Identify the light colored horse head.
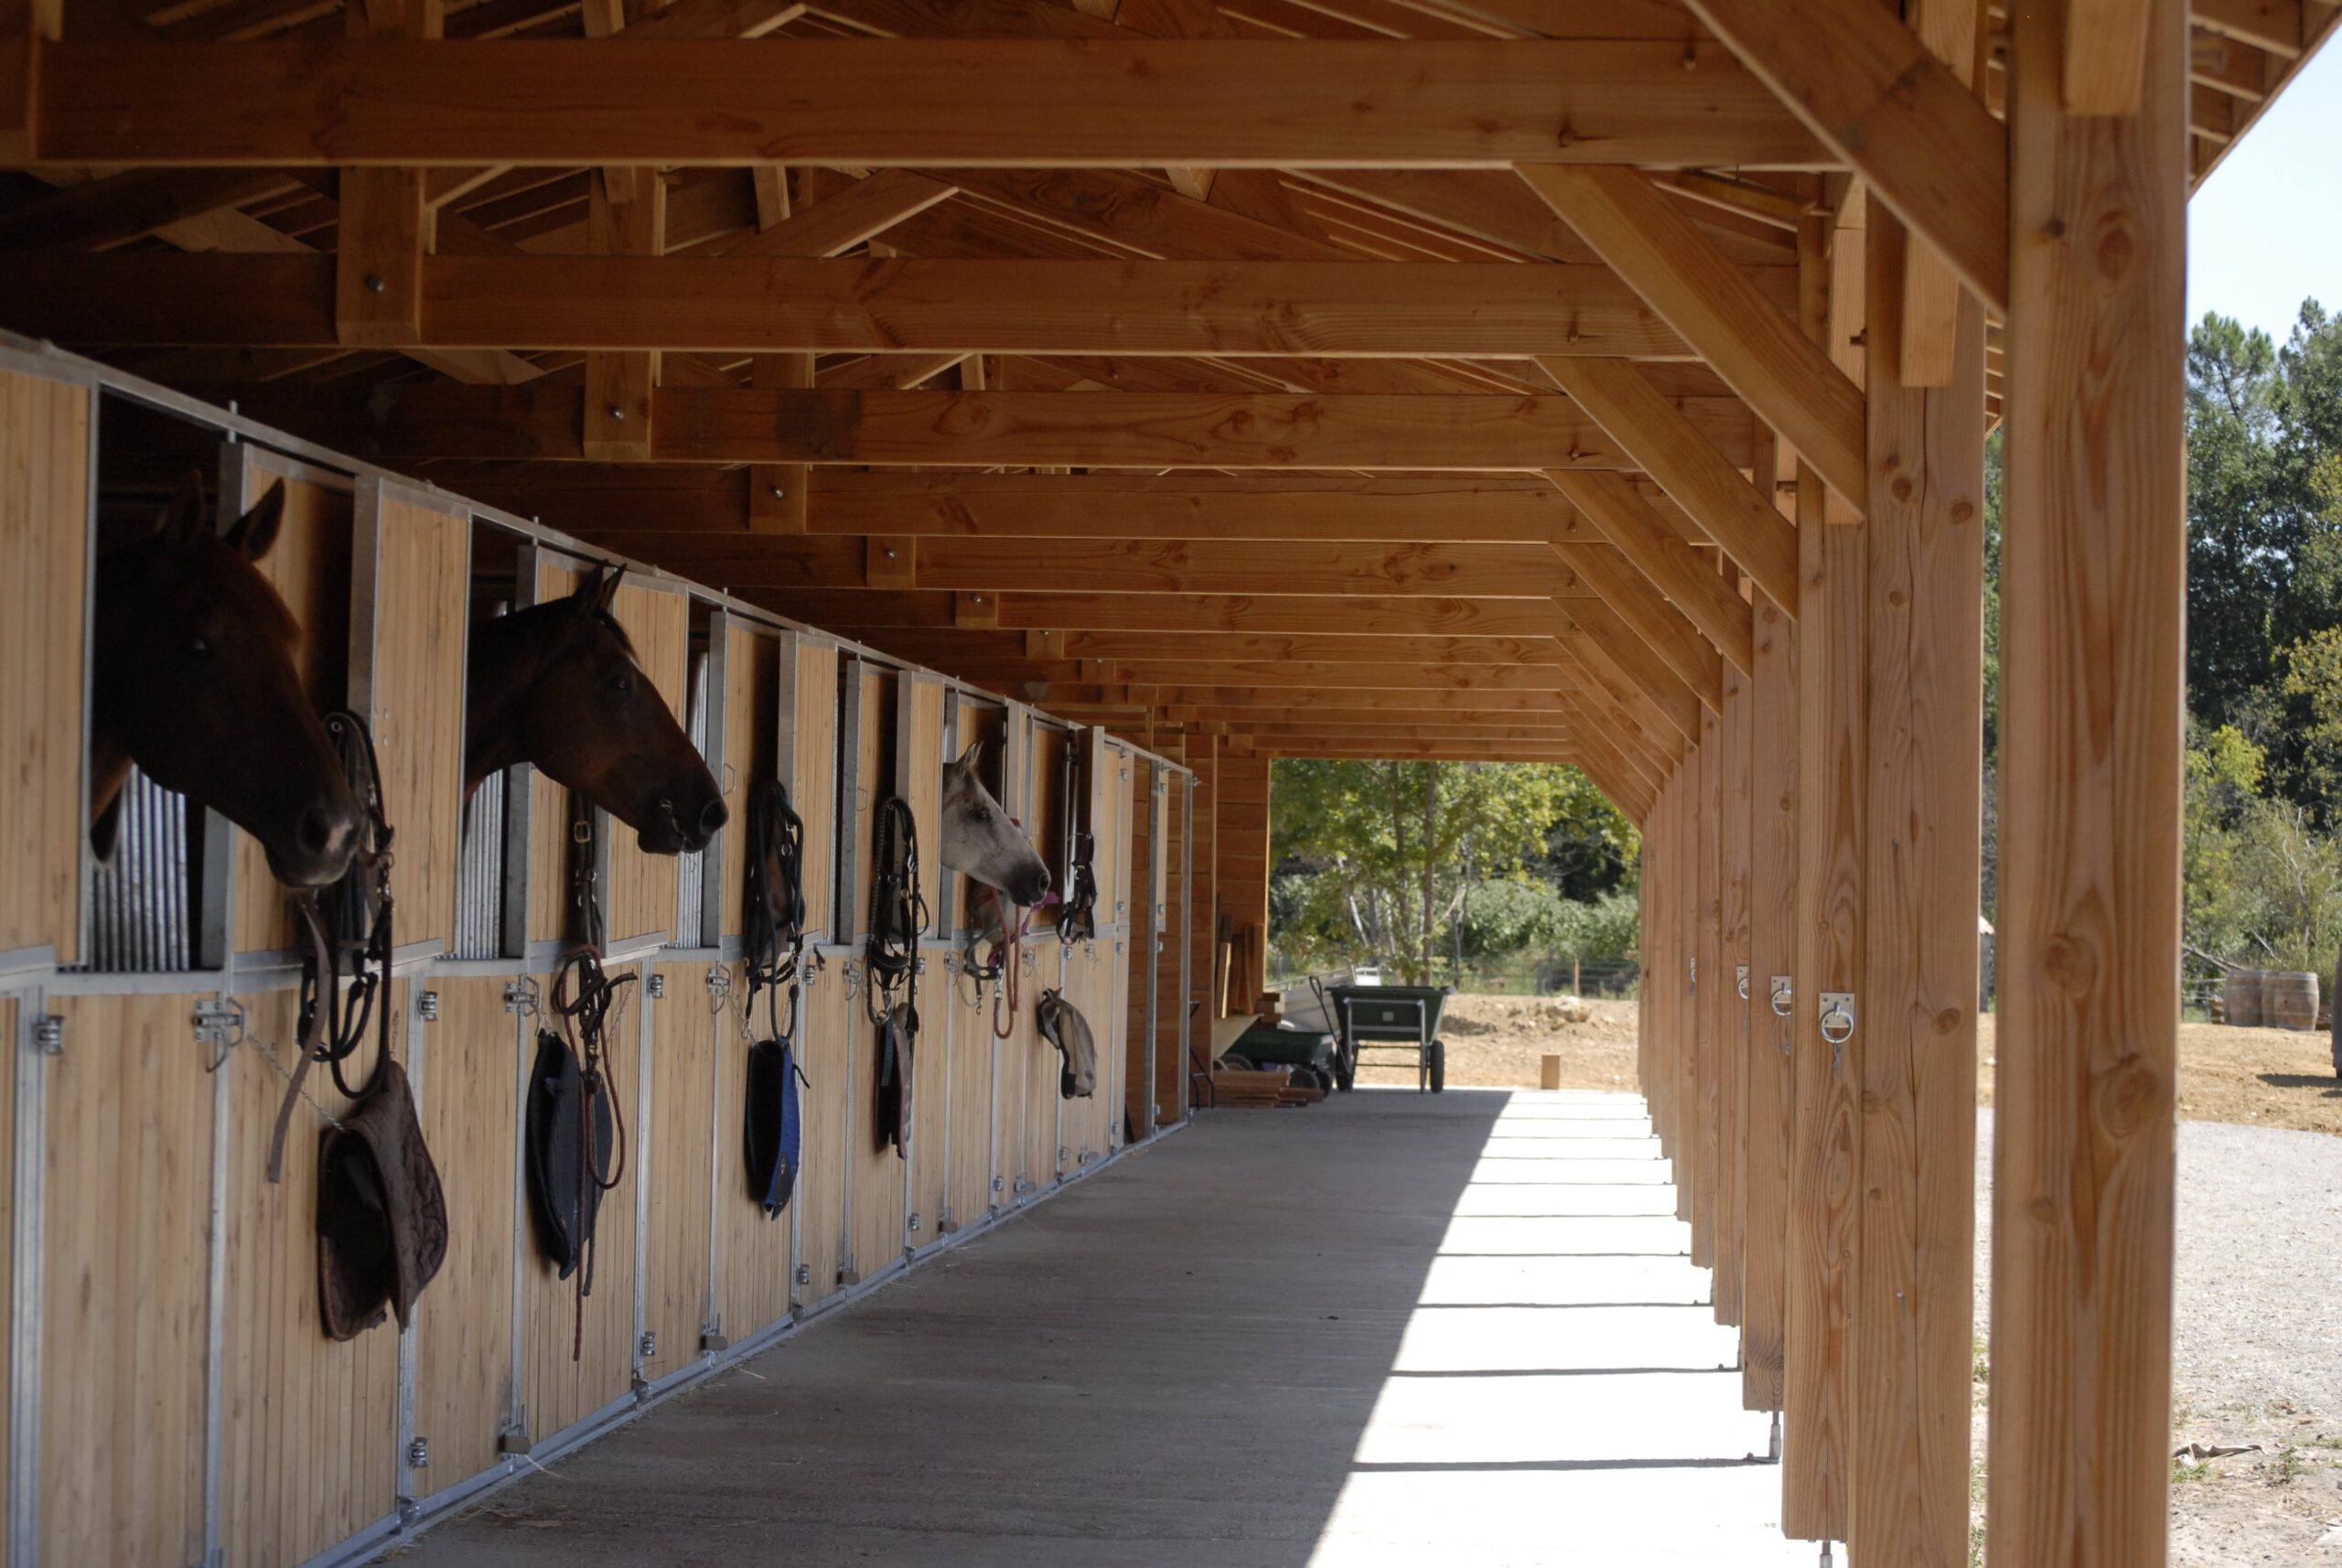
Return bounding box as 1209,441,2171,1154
941,739,1053,908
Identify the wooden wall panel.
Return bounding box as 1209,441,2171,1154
714,957,792,1344
0,999,14,1532
605,585,689,948
520,962,641,1441
945,961,994,1232
1028,722,1067,934
410,974,521,1498
220,983,401,1568
849,988,906,1281
795,969,849,1307
42,992,213,1568
1024,940,1063,1196
235,468,353,956
909,962,950,1242
1188,736,1218,1044
1090,734,1124,924
716,627,780,942
791,639,838,941
1155,771,1187,1128
641,961,716,1382
0,371,89,961
1124,758,1155,1143
367,489,470,954
849,667,888,940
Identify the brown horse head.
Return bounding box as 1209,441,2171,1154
91,478,362,889
465,564,725,855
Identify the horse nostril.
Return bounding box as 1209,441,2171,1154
297,804,339,858
699,798,728,837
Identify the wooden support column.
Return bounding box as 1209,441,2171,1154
1988,0,2187,1559
1692,703,1723,1268
1216,747,1271,1009
1743,577,1799,1410
1647,768,1676,1159
1850,208,1986,1568
1674,738,1700,1226
1714,624,1752,1329
584,166,663,464
1,0,55,164
1783,203,1866,1544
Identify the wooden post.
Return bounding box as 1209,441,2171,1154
1714,632,1751,1328
1675,742,1700,1224
1851,209,1986,1568
584,166,663,463
1692,703,1723,1269
1783,202,1867,1543
1743,579,1799,1410
1989,0,2186,1558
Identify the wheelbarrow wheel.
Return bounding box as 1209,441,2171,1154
1427,1038,1445,1094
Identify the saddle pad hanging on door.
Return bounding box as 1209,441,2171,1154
744,1036,807,1218
1036,988,1097,1100
316,1058,448,1341
526,1028,616,1279
874,1002,914,1159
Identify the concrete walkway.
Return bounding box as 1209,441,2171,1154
387,1089,1810,1567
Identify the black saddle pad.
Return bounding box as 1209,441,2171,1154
744,1036,803,1219
526,1029,615,1279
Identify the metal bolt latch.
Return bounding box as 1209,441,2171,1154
706,965,732,1001
992,1176,1004,1193
1819,992,1855,1076
1735,966,1749,1002
647,972,667,1000
504,977,540,1016
794,1263,811,1286
417,989,440,1022
1058,1145,1069,1165
639,1332,659,1359
30,1015,63,1056
908,1212,922,1232
406,1437,430,1468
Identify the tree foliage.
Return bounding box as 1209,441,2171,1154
1269,759,1637,983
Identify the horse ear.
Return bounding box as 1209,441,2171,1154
155,471,208,546
572,563,627,619
952,738,984,782
224,482,286,561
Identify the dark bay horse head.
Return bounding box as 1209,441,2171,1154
91,478,362,888
942,739,1052,908
465,564,725,855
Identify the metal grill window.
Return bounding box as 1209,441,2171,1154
672,648,711,949
84,766,192,972
454,765,506,960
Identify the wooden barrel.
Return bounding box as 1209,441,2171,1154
2222,970,2265,1028
2266,971,2320,1032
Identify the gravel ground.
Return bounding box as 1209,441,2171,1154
1973,1113,2342,1564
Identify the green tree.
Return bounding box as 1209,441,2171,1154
1271,760,1632,983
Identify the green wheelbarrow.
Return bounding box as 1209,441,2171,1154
1325,983,1452,1093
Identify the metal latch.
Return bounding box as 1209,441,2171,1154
794,1263,811,1286
992,1176,1004,1193
1735,966,1749,1001
1769,975,1793,1021
406,1437,430,1469
499,1411,532,1455
193,997,244,1068
706,965,732,1002
417,989,440,1022
908,1212,922,1232
647,972,666,1001
638,1332,659,1359
1688,957,1697,995
1819,992,1855,1076
30,1014,63,1057
504,977,540,1016
702,1320,730,1353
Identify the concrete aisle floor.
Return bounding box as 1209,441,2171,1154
385,1088,1811,1568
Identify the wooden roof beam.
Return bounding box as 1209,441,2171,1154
1552,538,1724,712
1520,166,1869,512
37,38,1834,167
856,628,1565,665
0,252,1744,360
1561,594,1704,740
744,588,1578,635
158,382,1757,470
1548,467,1756,676
1677,0,2011,312
1540,354,1800,612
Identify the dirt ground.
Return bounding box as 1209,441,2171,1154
1380,993,2342,1138
1348,992,1640,1090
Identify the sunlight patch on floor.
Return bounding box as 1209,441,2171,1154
1305,1090,1810,1568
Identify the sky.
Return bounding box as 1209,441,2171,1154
2187,38,2342,342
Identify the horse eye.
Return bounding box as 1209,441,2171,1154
608,672,635,696
184,634,212,658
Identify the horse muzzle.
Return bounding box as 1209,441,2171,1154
263,799,361,888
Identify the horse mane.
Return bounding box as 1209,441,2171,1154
101,526,302,650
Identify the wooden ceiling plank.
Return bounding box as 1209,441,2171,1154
1676,0,2011,311
1538,354,1800,608
1521,166,1869,510
1552,535,1724,712
743,587,1574,636
0,167,300,249
1561,594,1704,740
37,39,1837,168
1548,467,1756,676
719,168,959,256
1097,660,1568,690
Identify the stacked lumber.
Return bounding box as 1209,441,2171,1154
1209,1068,1321,1109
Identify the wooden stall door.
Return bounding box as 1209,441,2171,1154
0,370,89,963
521,961,643,1443
910,963,951,1244
220,983,400,1568
0,998,12,1535
846,667,904,1280
1024,940,1065,1195
641,961,716,1382
786,639,839,944
604,584,690,950
410,974,521,1498
233,460,354,957
716,626,780,944
795,967,850,1306
42,992,215,1568
1124,758,1155,1144
358,481,469,955
945,959,994,1233
716,961,794,1344
527,557,583,949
